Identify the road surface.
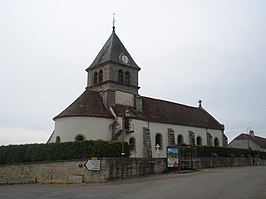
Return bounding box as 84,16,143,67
0,166,266,199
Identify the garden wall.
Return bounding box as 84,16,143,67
0,157,265,184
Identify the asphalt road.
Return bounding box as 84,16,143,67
1,166,266,199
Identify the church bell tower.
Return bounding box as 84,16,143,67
86,27,142,111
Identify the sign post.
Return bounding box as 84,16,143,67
85,158,101,171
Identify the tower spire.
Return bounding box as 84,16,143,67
112,13,116,31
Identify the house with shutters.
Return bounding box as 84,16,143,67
47,26,227,158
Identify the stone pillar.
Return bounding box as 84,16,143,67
101,89,115,109
143,127,152,158
168,128,175,146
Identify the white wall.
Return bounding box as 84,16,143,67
50,117,113,143
50,116,224,158
123,119,224,158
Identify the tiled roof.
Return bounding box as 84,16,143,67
53,90,113,120
233,133,266,149
86,29,140,71
112,97,224,130
54,90,224,130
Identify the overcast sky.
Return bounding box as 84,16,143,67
0,0,265,146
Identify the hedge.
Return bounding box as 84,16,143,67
196,146,266,159
0,140,130,164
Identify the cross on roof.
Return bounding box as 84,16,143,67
112,13,116,31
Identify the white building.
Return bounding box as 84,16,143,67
229,131,266,152
48,27,227,158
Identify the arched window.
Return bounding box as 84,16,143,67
189,131,195,146
118,70,123,83
99,70,103,83
214,138,219,146
125,71,130,84
94,72,98,84
177,134,184,145
129,137,136,151
196,136,202,145
55,136,61,143
75,134,85,142
155,133,163,149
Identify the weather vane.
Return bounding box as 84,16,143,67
112,13,116,30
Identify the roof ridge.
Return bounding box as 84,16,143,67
142,96,198,109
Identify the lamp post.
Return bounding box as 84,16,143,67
121,107,130,179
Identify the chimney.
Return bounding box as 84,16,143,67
249,130,255,137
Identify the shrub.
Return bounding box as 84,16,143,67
196,145,266,159
0,140,130,164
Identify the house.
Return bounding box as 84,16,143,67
48,26,227,158
229,131,266,152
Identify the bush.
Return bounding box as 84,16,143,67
196,145,266,159
0,140,130,164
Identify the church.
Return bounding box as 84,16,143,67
47,26,227,158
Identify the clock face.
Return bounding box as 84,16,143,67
120,54,129,64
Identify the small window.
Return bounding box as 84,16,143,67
55,136,61,143
129,137,136,151
99,70,103,83
118,70,123,83
196,136,202,145
94,72,98,84
75,134,85,142
214,138,219,146
177,134,184,145
155,133,163,149
189,131,195,146
125,71,130,84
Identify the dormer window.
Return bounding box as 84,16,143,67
125,71,130,84
99,70,103,83
118,70,123,83
94,72,98,84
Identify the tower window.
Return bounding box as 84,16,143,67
94,72,98,84
99,70,103,83
125,71,130,84
118,70,123,83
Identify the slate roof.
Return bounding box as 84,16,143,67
53,90,113,120
54,90,224,131
86,29,140,71
231,133,266,149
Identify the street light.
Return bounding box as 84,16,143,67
121,107,130,179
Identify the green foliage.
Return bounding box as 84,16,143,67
0,140,130,164
196,145,266,159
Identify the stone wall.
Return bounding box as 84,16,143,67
0,158,166,185
1,157,266,185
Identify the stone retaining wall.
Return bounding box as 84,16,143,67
0,157,265,184
0,158,167,184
